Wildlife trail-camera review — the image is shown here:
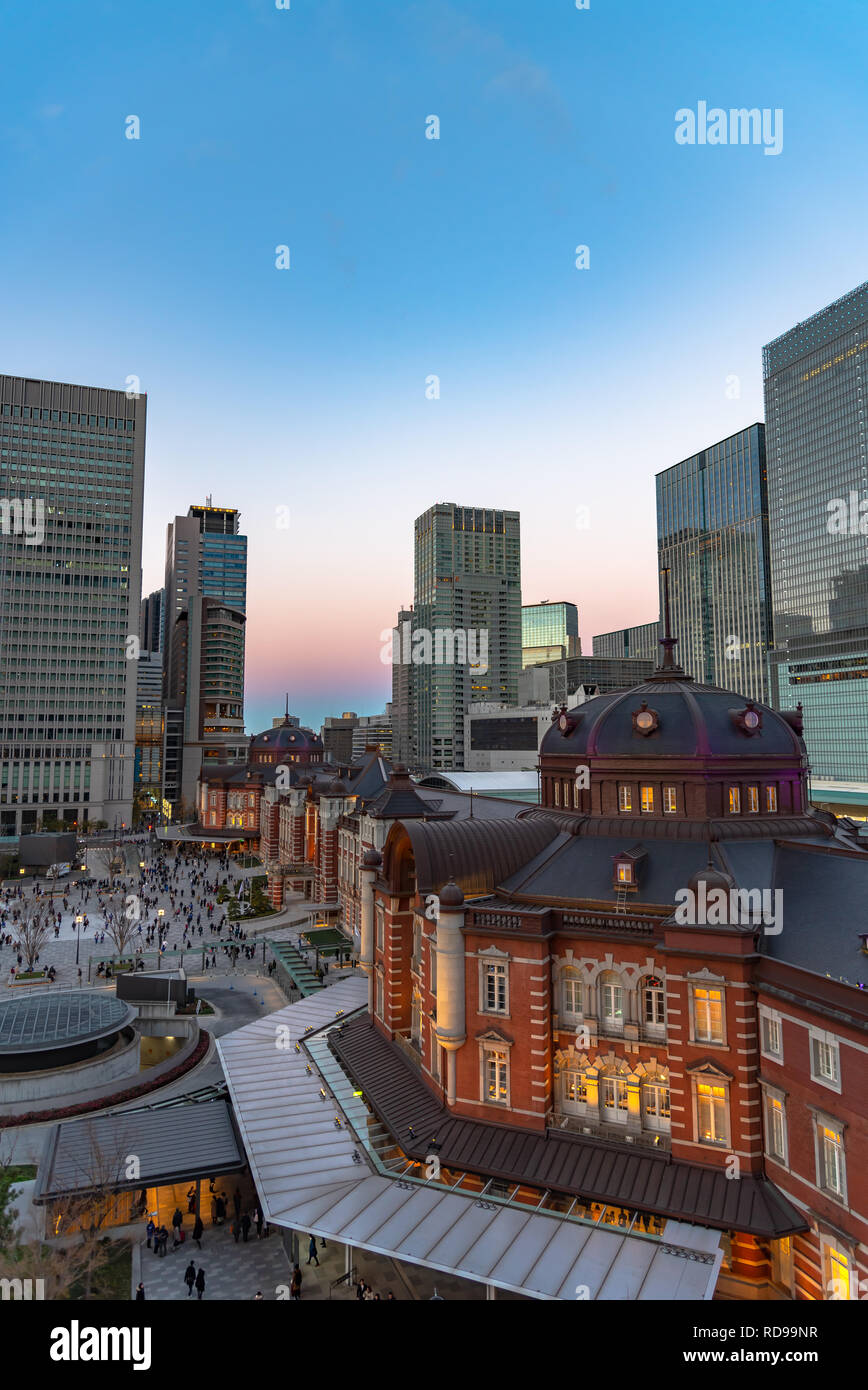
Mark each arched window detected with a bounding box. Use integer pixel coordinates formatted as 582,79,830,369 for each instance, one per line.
640,975,665,1035
643,1074,670,1132
561,1067,589,1115
561,966,583,1022
599,970,624,1035
600,1068,629,1124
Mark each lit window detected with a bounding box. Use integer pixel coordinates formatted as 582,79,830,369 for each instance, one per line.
728,786,741,814
825,1246,852,1301
766,785,778,812
618,785,632,813
663,786,677,814
601,1075,628,1120
553,781,560,806
694,985,724,1043
644,1080,670,1130
697,1082,728,1145
616,862,632,885
485,1049,509,1104
640,785,654,813
764,1093,787,1162
562,1070,588,1109
747,785,759,813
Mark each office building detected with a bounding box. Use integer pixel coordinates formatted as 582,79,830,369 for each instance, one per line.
464,701,551,771
413,503,521,770
163,503,247,698
140,587,165,655
656,423,772,702
519,655,654,708
134,652,163,799
166,596,246,812
0,375,145,834
763,281,868,780
351,708,392,761
593,621,660,662
322,713,358,764
522,600,580,667
390,607,415,766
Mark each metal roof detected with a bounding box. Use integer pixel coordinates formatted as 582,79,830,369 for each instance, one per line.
330,1014,805,1240
34,1098,244,1201
0,990,134,1055
217,982,724,1300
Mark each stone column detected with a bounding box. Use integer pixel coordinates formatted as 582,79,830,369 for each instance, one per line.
359,850,380,1015
434,882,467,1108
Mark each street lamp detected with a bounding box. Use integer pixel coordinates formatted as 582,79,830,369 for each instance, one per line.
74,914,83,967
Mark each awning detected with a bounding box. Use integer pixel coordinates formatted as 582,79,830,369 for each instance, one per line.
33,1098,245,1202
217,982,723,1300
300,926,352,954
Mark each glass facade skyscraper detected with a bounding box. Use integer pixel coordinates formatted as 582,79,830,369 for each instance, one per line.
763,281,868,781
521,601,579,667
0,375,145,834
593,621,660,662
413,503,521,770
656,424,772,702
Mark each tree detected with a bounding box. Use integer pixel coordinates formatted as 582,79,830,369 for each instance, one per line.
89,845,125,885
12,905,52,973
101,890,140,959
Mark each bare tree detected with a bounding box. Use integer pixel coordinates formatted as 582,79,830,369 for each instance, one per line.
12,905,52,973
102,890,140,960
88,844,125,885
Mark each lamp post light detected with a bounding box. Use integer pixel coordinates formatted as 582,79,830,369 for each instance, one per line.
74,914,83,967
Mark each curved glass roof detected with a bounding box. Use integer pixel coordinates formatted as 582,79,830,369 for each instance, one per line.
0,990,134,1054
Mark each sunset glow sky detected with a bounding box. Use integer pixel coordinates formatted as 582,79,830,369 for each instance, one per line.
3,0,868,732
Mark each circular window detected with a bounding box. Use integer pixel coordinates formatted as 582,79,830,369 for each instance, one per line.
744,711,759,730
636,711,655,731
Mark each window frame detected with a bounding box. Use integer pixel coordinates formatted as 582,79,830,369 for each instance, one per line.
640,784,654,814
479,953,510,1017
759,1006,783,1062
691,981,726,1045
618,784,632,813
809,1028,841,1093
763,1087,788,1165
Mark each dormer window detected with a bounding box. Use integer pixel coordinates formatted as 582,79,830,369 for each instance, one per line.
616,862,633,885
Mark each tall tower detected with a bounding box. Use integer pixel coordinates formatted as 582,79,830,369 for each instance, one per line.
763,281,868,780
412,503,521,770
656,423,772,702
0,375,145,833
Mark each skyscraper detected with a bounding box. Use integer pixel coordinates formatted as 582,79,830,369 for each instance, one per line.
656,424,772,702
521,600,580,667
592,621,660,661
390,607,415,765
140,587,165,654
413,503,521,770
161,503,248,813
763,282,868,780
0,375,145,834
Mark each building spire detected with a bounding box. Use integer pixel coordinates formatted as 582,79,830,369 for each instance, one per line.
654,568,688,679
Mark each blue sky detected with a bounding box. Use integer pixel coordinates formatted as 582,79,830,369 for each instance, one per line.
2,0,867,732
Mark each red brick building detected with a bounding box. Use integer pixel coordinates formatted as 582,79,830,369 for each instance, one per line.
344,643,868,1300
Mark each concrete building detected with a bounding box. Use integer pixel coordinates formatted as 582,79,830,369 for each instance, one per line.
413,503,521,771
321,713,358,764
463,701,551,771
351,708,392,760
763,281,868,781
163,504,247,699
593,621,660,662
0,374,145,835
390,607,415,765
139,587,165,655
656,423,772,702
520,655,654,708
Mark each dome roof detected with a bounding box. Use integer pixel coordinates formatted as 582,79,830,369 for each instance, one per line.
540,679,805,761
687,862,735,896
250,719,323,752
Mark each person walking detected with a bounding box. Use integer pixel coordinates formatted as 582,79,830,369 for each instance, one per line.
195,1266,206,1300
171,1206,184,1241
146,1218,155,1250
290,1264,302,1301
306,1235,319,1267
135,1283,145,1301
356,1278,368,1301
241,1211,251,1243
184,1262,196,1297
